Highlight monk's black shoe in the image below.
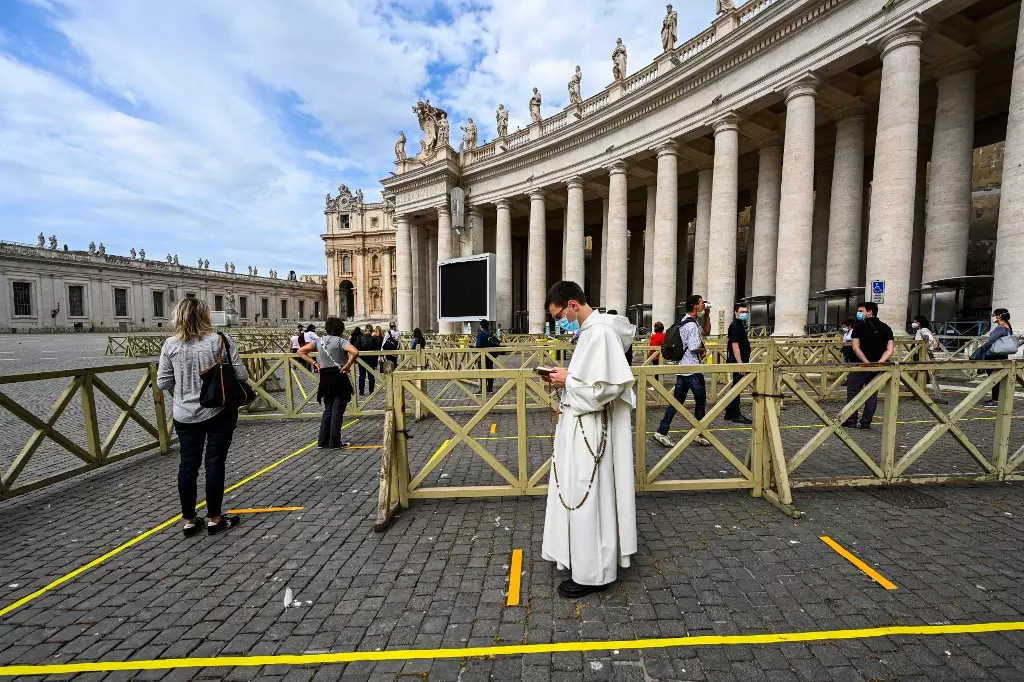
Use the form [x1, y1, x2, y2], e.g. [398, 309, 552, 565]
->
[557, 579, 611, 599]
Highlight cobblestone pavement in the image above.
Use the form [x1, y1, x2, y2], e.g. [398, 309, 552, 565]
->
[1, 407, 1024, 681]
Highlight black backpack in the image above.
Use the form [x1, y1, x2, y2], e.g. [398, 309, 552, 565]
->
[660, 317, 696, 362]
[382, 334, 399, 352]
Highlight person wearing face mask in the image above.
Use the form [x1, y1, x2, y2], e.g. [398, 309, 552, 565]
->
[842, 302, 894, 429]
[975, 308, 1016, 407]
[724, 303, 752, 423]
[538, 281, 637, 599]
[912, 315, 946, 403]
[652, 294, 712, 447]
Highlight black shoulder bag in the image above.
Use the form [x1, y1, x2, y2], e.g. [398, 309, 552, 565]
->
[199, 332, 257, 408]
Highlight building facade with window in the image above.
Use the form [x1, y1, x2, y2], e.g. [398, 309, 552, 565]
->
[0, 241, 327, 332]
[323, 184, 398, 322]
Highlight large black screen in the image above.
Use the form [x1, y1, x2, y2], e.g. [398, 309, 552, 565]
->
[439, 260, 488, 318]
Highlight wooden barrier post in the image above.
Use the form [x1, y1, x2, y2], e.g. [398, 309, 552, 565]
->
[994, 363, 1015, 479]
[80, 371, 102, 464]
[150, 363, 170, 455]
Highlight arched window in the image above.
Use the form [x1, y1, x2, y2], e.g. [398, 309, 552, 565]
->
[343, 254, 351, 274]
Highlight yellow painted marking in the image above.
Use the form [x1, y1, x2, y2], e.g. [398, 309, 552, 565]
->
[507, 549, 523, 606]
[2, 621, 1023, 674]
[227, 506, 304, 514]
[426, 439, 451, 468]
[0, 419, 359, 620]
[345, 445, 382, 449]
[490, 422, 497, 434]
[820, 536, 897, 590]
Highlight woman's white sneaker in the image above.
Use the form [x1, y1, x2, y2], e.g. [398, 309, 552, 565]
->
[651, 432, 675, 447]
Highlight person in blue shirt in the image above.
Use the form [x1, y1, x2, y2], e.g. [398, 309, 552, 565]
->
[475, 320, 499, 392]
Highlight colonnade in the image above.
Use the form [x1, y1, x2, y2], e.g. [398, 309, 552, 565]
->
[394, 15, 1024, 337]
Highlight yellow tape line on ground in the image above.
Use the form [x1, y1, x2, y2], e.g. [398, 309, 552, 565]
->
[228, 507, 304, 514]
[2, 621, 1024, 675]
[0, 419, 359, 620]
[820, 536, 898, 590]
[507, 549, 523, 607]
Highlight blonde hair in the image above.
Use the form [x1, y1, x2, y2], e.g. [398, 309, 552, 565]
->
[172, 298, 214, 342]
[374, 326, 383, 335]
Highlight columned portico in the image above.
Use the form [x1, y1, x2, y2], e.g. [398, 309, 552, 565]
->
[774, 77, 818, 336]
[752, 137, 782, 297]
[496, 198, 513, 329]
[606, 161, 630, 314]
[708, 116, 741, 320]
[865, 25, 925, 330]
[528, 190, 547, 333]
[652, 142, 678, 326]
[395, 215, 413, 331]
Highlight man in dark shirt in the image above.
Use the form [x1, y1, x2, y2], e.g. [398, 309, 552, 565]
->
[475, 320, 498, 392]
[843, 301, 895, 429]
[725, 303, 752, 423]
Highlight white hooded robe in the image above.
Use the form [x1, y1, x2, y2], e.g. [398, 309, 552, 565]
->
[541, 311, 638, 586]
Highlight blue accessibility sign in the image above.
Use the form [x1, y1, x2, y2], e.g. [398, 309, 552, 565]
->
[870, 280, 885, 304]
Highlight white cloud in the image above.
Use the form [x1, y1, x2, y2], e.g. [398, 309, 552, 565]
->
[1, 0, 715, 272]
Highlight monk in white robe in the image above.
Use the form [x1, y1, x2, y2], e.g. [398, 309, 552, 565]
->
[540, 281, 638, 598]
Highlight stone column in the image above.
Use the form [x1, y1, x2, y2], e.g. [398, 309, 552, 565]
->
[600, 197, 609, 305]
[865, 25, 925, 328]
[629, 228, 645, 309]
[810, 166, 832, 297]
[606, 161, 630, 314]
[410, 225, 426, 329]
[994, 15, 1024, 312]
[652, 142, 679, 326]
[496, 199, 513, 329]
[826, 106, 867, 291]
[468, 206, 484, 255]
[692, 163, 713, 297]
[744, 199, 756, 298]
[381, 247, 394, 319]
[436, 205, 453, 332]
[752, 138, 783, 297]
[395, 215, 413, 331]
[707, 115, 740, 321]
[528, 190, 547, 333]
[774, 77, 818, 337]
[643, 182, 656, 306]
[427, 232, 437, 329]
[922, 55, 979, 315]
[565, 178, 586, 286]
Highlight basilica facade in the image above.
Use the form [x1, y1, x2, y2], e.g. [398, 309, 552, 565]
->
[330, 0, 1024, 336]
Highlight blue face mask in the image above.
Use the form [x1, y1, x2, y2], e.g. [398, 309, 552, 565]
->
[856, 312, 866, 321]
[738, 313, 749, 321]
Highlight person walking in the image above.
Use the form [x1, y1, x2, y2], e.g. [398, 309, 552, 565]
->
[912, 315, 945, 402]
[842, 302, 894, 429]
[975, 308, 1016, 407]
[540, 281, 637, 598]
[298, 316, 358, 448]
[157, 298, 247, 538]
[649, 321, 665, 364]
[289, 323, 304, 353]
[724, 303, 752, 423]
[303, 324, 319, 346]
[475, 320, 500, 392]
[651, 295, 712, 447]
[356, 323, 378, 396]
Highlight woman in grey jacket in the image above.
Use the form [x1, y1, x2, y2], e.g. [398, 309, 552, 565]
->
[157, 298, 248, 537]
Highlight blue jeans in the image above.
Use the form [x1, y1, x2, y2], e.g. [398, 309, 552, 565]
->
[175, 407, 238, 519]
[657, 374, 706, 435]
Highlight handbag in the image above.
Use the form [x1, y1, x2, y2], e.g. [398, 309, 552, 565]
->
[990, 332, 1019, 357]
[199, 332, 257, 408]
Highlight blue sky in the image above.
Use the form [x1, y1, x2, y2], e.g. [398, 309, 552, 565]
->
[0, 0, 715, 275]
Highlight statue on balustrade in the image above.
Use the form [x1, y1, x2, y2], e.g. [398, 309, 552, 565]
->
[98, 243, 105, 255]
[248, 265, 253, 275]
[716, 0, 734, 13]
[198, 257, 204, 268]
[88, 241, 96, 255]
[230, 262, 235, 273]
[395, 131, 406, 162]
[437, 112, 451, 149]
[173, 254, 179, 265]
[530, 88, 542, 123]
[37, 232, 44, 247]
[411, 99, 448, 160]
[568, 66, 583, 106]
[166, 254, 173, 263]
[139, 248, 146, 260]
[459, 118, 478, 152]
[496, 104, 509, 138]
[612, 38, 628, 80]
[204, 259, 209, 269]
[225, 262, 230, 272]
[130, 248, 137, 259]
[662, 4, 678, 52]
[49, 235, 57, 250]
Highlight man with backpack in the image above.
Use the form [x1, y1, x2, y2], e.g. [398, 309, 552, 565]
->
[475, 320, 501, 392]
[381, 322, 401, 371]
[652, 295, 712, 447]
